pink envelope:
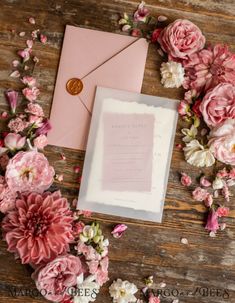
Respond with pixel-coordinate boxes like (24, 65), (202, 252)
(48, 25), (149, 150)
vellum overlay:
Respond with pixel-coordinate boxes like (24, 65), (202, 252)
(86, 98), (176, 213)
(102, 112), (154, 192)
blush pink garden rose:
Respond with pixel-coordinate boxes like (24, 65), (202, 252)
(158, 19), (205, 60)
(33, 255), (83, 302)
(200, 83), (235, 128)
(5, 150), (55, 193)
(183, 44), (235, 92)
(209, 119), (235, 165)
(2, 191), (74, 264)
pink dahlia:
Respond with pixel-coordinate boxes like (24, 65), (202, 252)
(2, 191), (74, 264)
(183, 44), (235, 92)
(33, 254), (82, 302)
(5, 151), (54, 193)
(0, 176), (17, 213)
(200, 83), (235, 127)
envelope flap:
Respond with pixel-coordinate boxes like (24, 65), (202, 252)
(79, 38), (149, 112)
(60, 25), (138, 78)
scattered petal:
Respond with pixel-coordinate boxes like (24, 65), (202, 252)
(122, 24), (131, 32)
(31, 29), (39, 39)
(200, 176), (211, 187)
(74, 165), (80, 173)
(55, 174), (63, 182)
(29, 17), (35, 24)
(176, 143), (182, 150)
(172, 300), (179, 303)
(209, 231), (216, 237)
(9, 70), (20, 78)
(12, 60), (20, 67)
(19, 31), (26, 37)
(180, 172), (192, 187)
(157, 48), (164, 57)
(33, 56), (39, 63)
(24, 65), (29, 71)
(158, 15), (168, 22)
(180, 237), (188, 245)
(60, 152), (66, 161)
(1, 112), (8, 119)
(214, 190), (219, 198)
(26, 39), (33, 48)
(159, 282), (166, 288)
(200, 128), (208, 136)
(111, 224), (128, 238)
(220, 223), (226, 231)
(40, 34), (47, 44)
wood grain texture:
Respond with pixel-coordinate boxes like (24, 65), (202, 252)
(0, 0), (235, 302)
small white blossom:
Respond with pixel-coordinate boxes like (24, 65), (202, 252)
(212, 177), (224, 190)
(160, 61), (185, 88)
(73, 274), (100, 303)
(181, 125), (198, 143)
(109, 279), (138, 303)
(183, 139), (215, 167)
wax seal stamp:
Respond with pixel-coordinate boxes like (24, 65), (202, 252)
(66, 78), (83, 95)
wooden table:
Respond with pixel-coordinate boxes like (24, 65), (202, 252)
(0, 1), (235, 302)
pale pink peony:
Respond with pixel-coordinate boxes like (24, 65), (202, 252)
(8, 117), (28, 133)
(2, 191), (74, 264)
(205, 210), (219, 233)
(5, 151), (55, 193)
(180, 172), (192, 187)
(33, 135), (48, 149)
(21, 76), (36, 87)
(4, 133), (26, 150)
(200, 83), (235, 127)
(0, 176), (17, 213)
(33, 254), (82, 302)
(133, 1), (149, 22)
(22, 87), (40, 102)
(25, 102), (44, 117)
(5, 90), (19, 114)
(183, 44), (235, 92)
(192, 187), (208, 201)
(209, 119), (235, 165)
(158, 19), (205, 60)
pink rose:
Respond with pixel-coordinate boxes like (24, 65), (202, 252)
(25, 103), (44, 117)
(158, 19), (205, 60)
(200, 83), (235, 128)
(209, 119), (235, 165)
(4, 133), (26, 150)
(192, 187), (208, 201)
(5, 151), (55, 193)
(180, 172), (192, 187)
(33, 135), (48, 149)
(8, 117), (28, 133)
(28, 114), (43, 127)
(22, 86), (40, 102)
(204, 194), (213, 207)
(33, 255), (83, 302)
(205, 210), (219, 233)
(217, 206), (229, 217)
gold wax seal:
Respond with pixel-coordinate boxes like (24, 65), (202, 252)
(66, 78), (83, 95)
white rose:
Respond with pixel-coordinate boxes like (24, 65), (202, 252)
(160, 61), (185, 88)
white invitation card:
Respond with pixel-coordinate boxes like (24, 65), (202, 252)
(77, 87), (178, 222)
